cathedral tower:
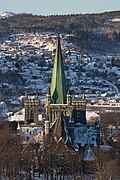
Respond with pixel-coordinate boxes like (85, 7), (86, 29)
(24, 94), (39, 125)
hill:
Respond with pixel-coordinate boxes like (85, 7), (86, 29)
(0, 11), (120, 53)
(0, 11), (15, 19)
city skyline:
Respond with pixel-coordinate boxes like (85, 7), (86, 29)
(0, 0), (120, 15)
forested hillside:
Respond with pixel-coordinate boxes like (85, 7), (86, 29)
(0, 11), (120, 53)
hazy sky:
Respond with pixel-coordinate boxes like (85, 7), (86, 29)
(0, 0), (120, 15)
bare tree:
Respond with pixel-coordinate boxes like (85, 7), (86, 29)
(94, 148), (120, 180)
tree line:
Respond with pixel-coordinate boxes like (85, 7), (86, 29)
(0, 121), (120, 180)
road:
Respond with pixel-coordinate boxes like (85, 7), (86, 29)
(104, 80), (119, 96)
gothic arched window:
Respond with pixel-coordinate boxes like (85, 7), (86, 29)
(29, 108), (34, 123)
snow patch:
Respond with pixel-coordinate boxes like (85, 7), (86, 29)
(110, 18), (120, 22)
(0, 11), (15, 19)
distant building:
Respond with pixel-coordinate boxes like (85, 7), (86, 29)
(112, 57), (120, 67)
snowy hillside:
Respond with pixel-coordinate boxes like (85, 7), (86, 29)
(0, 11), (15, 19)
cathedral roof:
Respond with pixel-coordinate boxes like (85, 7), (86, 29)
(50, 113), (71, 145)
(51, 35), (67, 104)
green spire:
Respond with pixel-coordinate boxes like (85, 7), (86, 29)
(51, 35), (67, 104)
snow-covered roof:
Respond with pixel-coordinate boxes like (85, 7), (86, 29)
(9, 108), (25, 122)
(8, 108), (43, 122)
(86, 111), (100, 122)
(21, 126), (43, 142)
(100, 145), (113, 152)
(83, 145), (96, 161)
(111, 18), (120, 22)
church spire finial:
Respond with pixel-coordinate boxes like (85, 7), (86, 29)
(51, 35), (67, 104)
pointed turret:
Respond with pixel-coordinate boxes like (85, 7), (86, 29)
(67, 85), (71, 106)
(46, 87), (51, 106)
(51, 35), (67, 104)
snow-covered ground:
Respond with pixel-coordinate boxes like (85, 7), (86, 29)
(0, 11), (15, 19)
(111, 18), (120, 22)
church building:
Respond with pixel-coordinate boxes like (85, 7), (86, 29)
(44, 35), (100, 149)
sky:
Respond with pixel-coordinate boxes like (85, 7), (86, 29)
(0, 0), (120, 16)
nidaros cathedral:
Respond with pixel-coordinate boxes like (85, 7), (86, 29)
(24, 35), (100, 150)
